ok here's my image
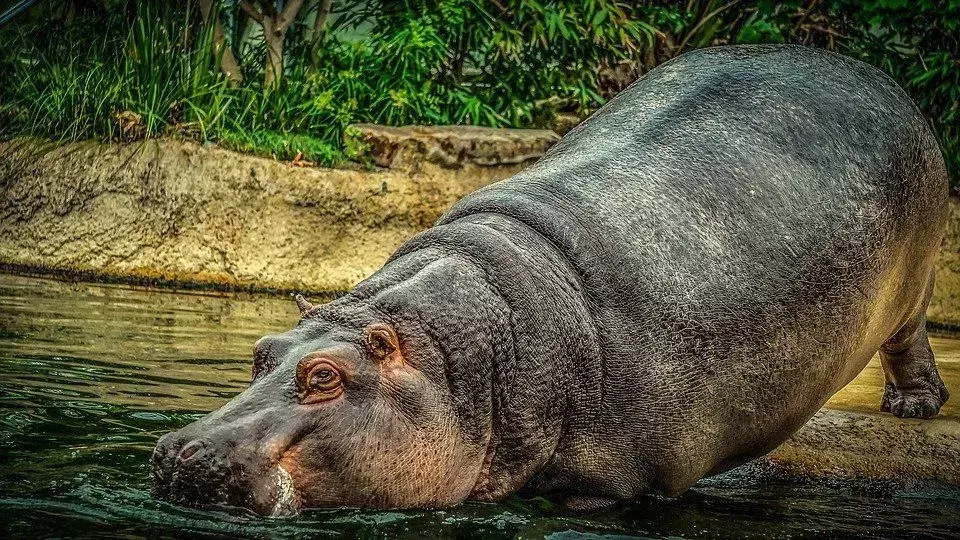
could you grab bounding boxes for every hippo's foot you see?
[879,313,950,419]
[880,376,949,419]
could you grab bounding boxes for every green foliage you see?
[0,14,125,141]
[0,2,349,164]
[0,3,228,141]
[0,0,956,190]
[217,129,340,163]
[330,0,653,126]
[833,0,960,194]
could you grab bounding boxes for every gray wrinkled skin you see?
[153,45,950,513]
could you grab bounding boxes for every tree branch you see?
[278,0,307,32]
[238,0,264,25]
[265,1,280,18]
[198,0,244,86]
[314,0,332,34]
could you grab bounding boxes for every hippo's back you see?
[441,46,948,492]
[445,46,947,303]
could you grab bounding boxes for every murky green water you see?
[1,273,959,538]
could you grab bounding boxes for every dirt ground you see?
[769,335,960,484]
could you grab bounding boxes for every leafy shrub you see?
[0,0,956,190]
[336,0,653,126]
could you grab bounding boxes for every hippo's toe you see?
[880,376,950,419]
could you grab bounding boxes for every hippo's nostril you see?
[177,440,204,462]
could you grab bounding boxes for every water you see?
[1,273,958,538]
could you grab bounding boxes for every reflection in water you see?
[0,273,958,538]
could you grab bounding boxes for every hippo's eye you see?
[311,369,336,387]
[297,359,343,404]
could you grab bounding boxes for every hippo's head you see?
[152,293,493,515]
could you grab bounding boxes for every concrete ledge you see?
[769,409,960,485]
[0,138,523,292]
[930,198,960,329]
[1,135,958,327]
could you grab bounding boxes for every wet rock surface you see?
[347,124,560,170]
[771,408,960,484]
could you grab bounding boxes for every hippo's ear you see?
[294,294,314,317]
[364,323,404,366]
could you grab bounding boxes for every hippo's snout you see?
[152,427,290,515]
[152,433,213,480]
[150,431,182,498]
[151,432,226,507]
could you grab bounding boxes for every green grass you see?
[0,3,355,166]
[217,130,342,164]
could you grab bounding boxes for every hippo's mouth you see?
[270,463,299,516]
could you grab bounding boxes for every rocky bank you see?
[1,128,958,328]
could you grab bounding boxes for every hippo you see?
[152,45,950,515]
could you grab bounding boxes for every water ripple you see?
[1,273,959,538]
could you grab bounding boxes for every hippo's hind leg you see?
[880,322,948,418]
[879,272,950,418]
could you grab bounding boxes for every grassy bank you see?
[0,1,956,191]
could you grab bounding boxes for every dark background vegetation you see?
[0,0,957,191]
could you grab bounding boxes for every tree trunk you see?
[263,17,286,90]
[64,1,77,25]
[305,0,333,70]
[314,0,333,35]
[199,0,244,86]
[239,0,307,91]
